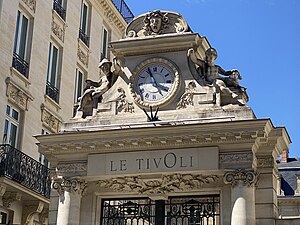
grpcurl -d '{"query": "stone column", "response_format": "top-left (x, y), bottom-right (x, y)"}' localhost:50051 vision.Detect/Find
top-left (52, 178), bottom-right (87, 225)
top-left (224, 169), bottom-right (258, 225)
top-left (296, 174), bottom-right (300, 195)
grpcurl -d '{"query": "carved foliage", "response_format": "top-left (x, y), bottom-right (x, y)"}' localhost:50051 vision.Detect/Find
top-left (52, 178), bottom-right (87, 196)
top-left (56, 161), bottom-right (87, 176)
top-left (99, 173), bottom-right (220, 194)
top-left (22, 0), bottom-right (36, 12)
top-left (220, 152), bottom-right (253, 164)
top-left (224, 169), bottom-right (258, 187)
top-left (41, 104), bottom-right (62, 133)
top-left (6, 78), bottom-right (33, 111)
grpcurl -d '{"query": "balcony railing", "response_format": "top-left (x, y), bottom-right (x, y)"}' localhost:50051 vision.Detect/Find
top-left (79, 29), bottom-right (90, 47)
top-left (53, 0), bottom-right (66, 20)
top-left (12, 52), bottom-right (29, 78)
top-left (46, 81), bottom-right (60, 103)
top-left (0, 144), bottom-right (51, 198)
top-left (111, 0), bottom-right (134, 23)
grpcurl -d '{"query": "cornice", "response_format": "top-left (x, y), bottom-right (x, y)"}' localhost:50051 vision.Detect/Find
top-left (96, 0), bottom-right (127, 35)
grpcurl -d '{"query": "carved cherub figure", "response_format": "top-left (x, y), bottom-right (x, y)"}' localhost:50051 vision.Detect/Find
top-left (77, 58), bottom-right (121, 113)
top-left (138, 10), bottom-right (169, 36)
top-left (188, 47), bottom-right (244, 101)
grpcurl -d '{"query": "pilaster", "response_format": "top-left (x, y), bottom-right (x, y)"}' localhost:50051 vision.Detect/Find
top-left (224, 169), bottom-right (258, 225)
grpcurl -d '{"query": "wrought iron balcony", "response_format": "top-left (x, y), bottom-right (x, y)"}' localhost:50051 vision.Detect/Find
top-left (111, 0), bottom-right (134, 23)
top-left (12, 52), bottom-right (29, 78)
top-left (46, 81), bottom-right (60, 103)
top-left (0, 144), bottom-right (51, 198)
top-left (53, 0), bottom-right (66, 20)
top-left (79, 29), bottom-right (90, 47)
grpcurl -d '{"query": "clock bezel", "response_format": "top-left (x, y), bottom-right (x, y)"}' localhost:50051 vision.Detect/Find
top-left (130, 57), bottom-right (180, 108)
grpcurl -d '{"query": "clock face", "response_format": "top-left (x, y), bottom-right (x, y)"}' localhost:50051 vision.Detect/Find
top-left (131, 58), bottom-right (180, 107)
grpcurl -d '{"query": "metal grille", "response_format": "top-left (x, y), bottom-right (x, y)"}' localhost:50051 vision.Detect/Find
top-left (101, 196), bottom-right (220, 225)
top-left (12, 52), bottom-right (29, 78)
top-left (111, 0), bottom-right (134, 23)
top-left (46, 81), bottom-right (60, 103)
top-left (0, 144), bottom-right (51, 198)
top-left (53, 0), bottom-right (66, 20)
top-left (101, 198), bottom-right (155, 225)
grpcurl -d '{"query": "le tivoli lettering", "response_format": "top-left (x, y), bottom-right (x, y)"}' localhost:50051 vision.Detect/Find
top-left (109, 152), bottom-right (194, 172)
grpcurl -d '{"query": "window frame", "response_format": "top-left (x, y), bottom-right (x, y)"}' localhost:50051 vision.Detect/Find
top-left (39, 129), bottom-right (50, 168)
top-left (74, 68), bottom-right (86, 103)
top-left (79, 0), bottom-right (90, 35)
top-left (101, 26), bottom-right (109, 60)
top-left (2, 105), bottom-right (20, 148)
top-left (46, 42), bottom-right (60, 88)
top-left (13, 9), bottom-right (30, 61)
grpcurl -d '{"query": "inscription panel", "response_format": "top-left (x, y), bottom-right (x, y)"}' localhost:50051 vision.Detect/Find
top-left (88, 147), bottom-right (219, 176)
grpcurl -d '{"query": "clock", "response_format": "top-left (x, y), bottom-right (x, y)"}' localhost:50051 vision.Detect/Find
top-left (130, 58), bottom-right (180, 108)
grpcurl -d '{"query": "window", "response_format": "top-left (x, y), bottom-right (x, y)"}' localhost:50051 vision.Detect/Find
top-left (53, 0), bottom-right (66, 20)
top-left (0, 212), bottom-right (8, 224)
top-left (46, 42), bottom-right (60, 103)
top-left (74, 68), bottom-right (85, 103)
top-left (100, 27), bottom-right (109, 60)
top-left (12, 10), bottom-right (31, 77)
top-left (39, 129), bottom-right (50, 168)
top-left (79, 0), bottom-right (90, 46)
top-left (2, 105), bottom-right (20, 148)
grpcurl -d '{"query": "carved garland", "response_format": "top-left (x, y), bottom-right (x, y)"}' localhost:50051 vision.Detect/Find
top-left (56, 161), bottom-right (88, 176)
top-left (52, 21), bottom-right (65, 42)
top-left (99, 173), bottom-right (220, 194)
top-left (224, 169), bottom-right (258, 187)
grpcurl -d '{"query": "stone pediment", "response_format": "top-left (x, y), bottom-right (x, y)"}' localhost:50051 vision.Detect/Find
top-left (125, 10), bottom-right (191, 38)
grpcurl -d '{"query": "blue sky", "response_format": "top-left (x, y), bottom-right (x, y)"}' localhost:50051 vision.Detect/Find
top-left (125, 0), bottom-right (300, 157)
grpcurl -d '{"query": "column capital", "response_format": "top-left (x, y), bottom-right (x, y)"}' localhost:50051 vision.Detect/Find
top-left (224, 169), bottom-right (258, 187)
top-left (52, 177), bottom-right (87, 196)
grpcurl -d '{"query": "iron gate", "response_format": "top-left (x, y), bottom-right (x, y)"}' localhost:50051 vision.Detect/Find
top-left (101, 195), bottom-right (220, 225)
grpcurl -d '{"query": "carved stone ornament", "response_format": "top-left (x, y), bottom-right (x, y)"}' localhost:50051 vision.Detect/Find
top-left (176, 81), bottom-right (196, 109)
top-left (126, 10), bottom-right (190, 38)
top-left (6, 77), bottom-right (33, 111)
top-left (56, 161), bottom-right (87, 177)
top-left (22, 0), bottom-right (36, 12)
top-left (98, 173), bottom-right (220, 194)
top-left (22, 201), bottom-right (47, 225)
top-left (224, 169), bottom-right (258, 187)
top-left (115, 88), bottom-right (134, 113)
top-left (3, 192), bottom-right (22, 208)
top-left (52, 21), bottom-right (65, 42)
top-left (220, 152), bottom-right (253, 164)
top-left (52, 178), bottom-right (87, 196)
top-left (41, 104), bottom-right (62, 133)
top-left (256, 155), bottom-right (274, 168)
top-left (77, 46), bottom-right (89, 67)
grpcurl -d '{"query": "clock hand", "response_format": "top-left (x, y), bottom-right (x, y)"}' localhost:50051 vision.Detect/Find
top-left (147, 68), bottom-right (158, 87)
top-left (156, 83), bottom-right (169, 92)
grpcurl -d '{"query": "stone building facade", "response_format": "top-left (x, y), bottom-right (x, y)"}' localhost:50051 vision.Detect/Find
top-left (36, 10), bottom-right (300, 225)
top-left (0, 0), bottom-right (132, 224)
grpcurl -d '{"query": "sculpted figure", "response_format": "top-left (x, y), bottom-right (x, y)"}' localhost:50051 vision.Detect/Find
top-left (77, 58), bottom-right (121, 112)
top-left (138, 10), bottom-right (169, 36)
top-left (188, 47), bottom-right (244, 101)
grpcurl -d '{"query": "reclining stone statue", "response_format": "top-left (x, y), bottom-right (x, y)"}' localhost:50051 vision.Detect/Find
top-left (75, 58), bottom-right (121, 117)
top-left (188, 47), bottom-right (246, 105)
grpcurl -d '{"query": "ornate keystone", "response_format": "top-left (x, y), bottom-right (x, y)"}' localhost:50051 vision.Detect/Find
top-left (224, 169), bottom-right (258, 187)
top-left (52, 178), bottom-right (87, 196)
